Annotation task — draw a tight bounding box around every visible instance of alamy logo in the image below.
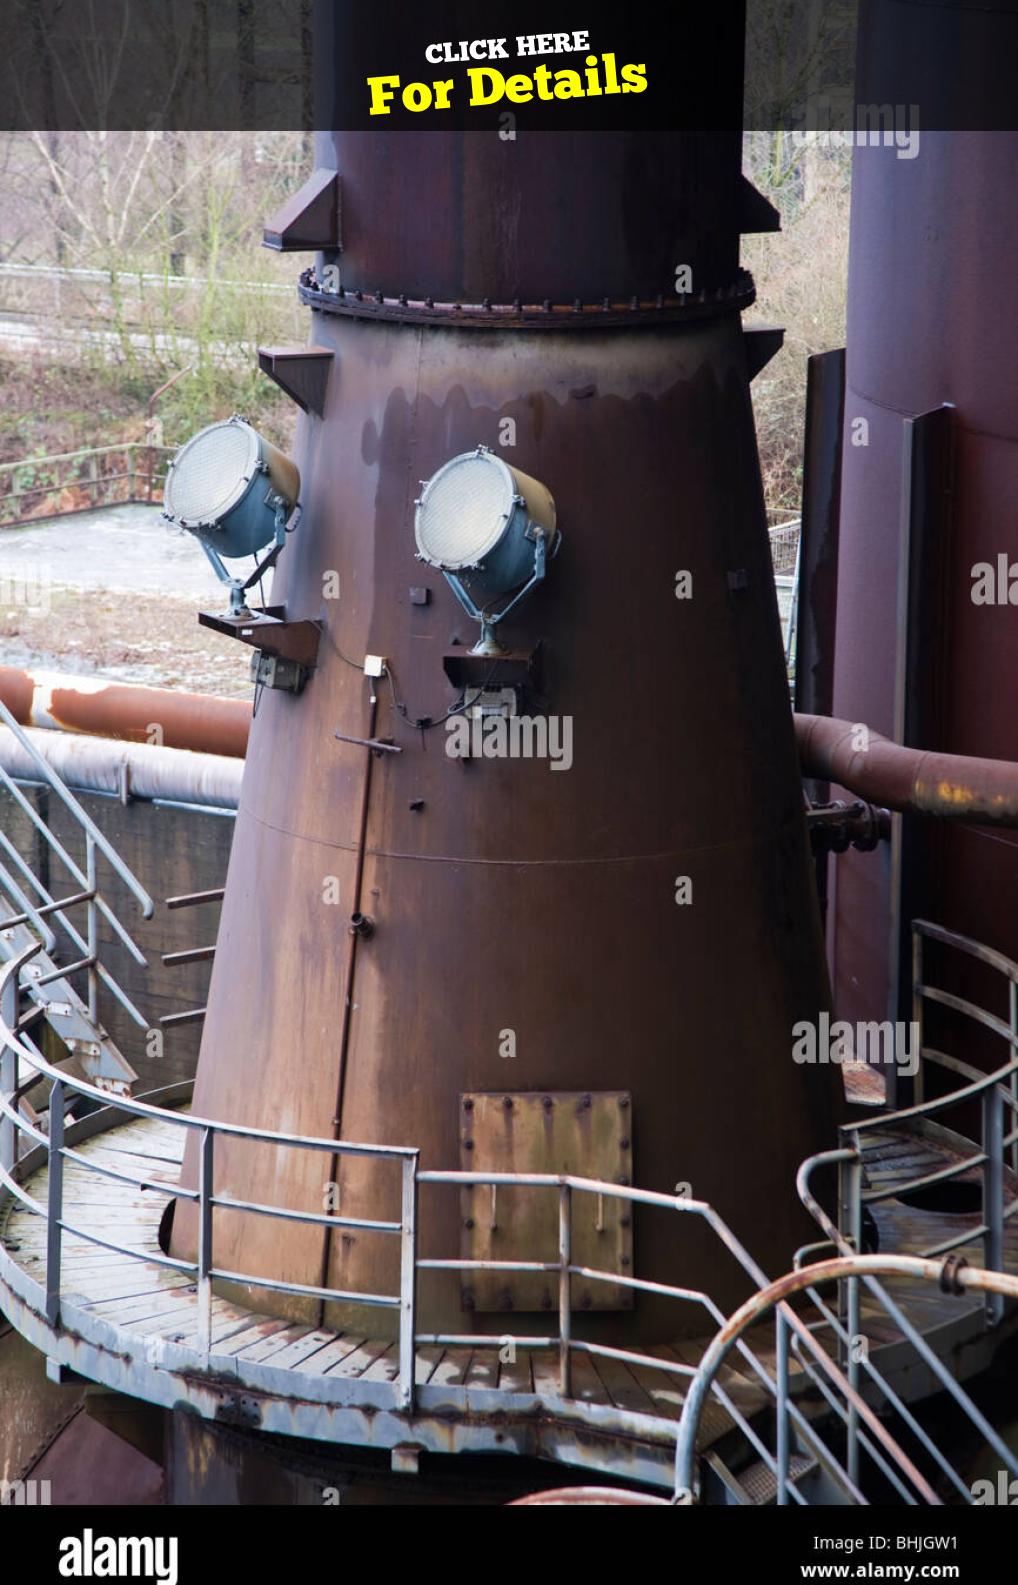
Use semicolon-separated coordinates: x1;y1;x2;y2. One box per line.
790;101;920;160
971;556;1018;605
445;708;573;770
792;1016;919;1077
971;1471;1018;1504
58;1531;178;1585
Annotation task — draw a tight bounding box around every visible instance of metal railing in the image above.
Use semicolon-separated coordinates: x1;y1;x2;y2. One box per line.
0;942;875;1499
0;443;174;526
4;915;1017;1502
785;921;1018;1503
675;1251;1018;1505
0;939;421;1402
912;918;1018;1173
0;698;154;1094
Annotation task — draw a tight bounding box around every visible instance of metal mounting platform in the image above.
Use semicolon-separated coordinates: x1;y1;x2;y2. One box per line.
198;607;323;669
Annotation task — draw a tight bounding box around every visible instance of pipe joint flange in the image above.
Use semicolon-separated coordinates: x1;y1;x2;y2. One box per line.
939;1252;970;1295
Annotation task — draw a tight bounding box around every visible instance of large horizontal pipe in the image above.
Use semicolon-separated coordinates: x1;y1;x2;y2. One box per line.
0;666;251;759
795;714;1018;826
0;724;241;810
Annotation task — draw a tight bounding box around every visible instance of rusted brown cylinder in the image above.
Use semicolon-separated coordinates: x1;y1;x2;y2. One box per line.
829;115;1018;1025
795;716;1018;826
172;126;840;1342
321;129;745;305
0;666;250;758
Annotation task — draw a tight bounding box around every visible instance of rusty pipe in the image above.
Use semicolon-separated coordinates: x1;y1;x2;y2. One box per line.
0;666;250;759
795;714;1018;826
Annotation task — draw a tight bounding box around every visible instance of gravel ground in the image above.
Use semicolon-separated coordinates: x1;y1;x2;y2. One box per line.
0;504;256;696
0;584;252;696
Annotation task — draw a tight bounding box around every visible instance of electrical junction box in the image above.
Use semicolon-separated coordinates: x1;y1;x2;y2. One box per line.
250;650;308;695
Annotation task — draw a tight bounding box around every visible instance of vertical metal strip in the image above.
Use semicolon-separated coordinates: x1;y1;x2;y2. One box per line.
775;1309;790;1505
558;1183;571;1397
0;973;16;1173
197;1126;214;1354
319;686;380;1322
46;1078;65;1328
982;1086;1005;1326
397;1154;419;1411
890;404;955;1109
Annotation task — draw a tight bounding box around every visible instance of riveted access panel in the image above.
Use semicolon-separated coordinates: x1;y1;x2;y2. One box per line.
459;1091;633;1312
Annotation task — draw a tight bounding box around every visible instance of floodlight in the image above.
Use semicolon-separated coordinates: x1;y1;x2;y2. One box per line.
162;416;301;614
414;446;559;652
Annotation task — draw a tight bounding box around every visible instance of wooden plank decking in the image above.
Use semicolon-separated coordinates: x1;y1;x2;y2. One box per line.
1;1108;1015;1462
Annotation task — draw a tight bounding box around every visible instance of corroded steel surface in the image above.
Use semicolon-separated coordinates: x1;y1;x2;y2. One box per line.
171;125;840;1340
316;129;747;305
174;316;839;1337
795;715;1018;826
829;127;1018;1029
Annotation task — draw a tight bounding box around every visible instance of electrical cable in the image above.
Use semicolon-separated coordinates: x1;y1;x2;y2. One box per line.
383;655;502;734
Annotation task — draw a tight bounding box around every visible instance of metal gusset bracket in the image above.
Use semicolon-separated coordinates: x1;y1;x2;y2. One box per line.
200;500;291;617
446;527;550;654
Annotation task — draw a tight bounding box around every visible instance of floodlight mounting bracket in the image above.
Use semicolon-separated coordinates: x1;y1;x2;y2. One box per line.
445;527;551;653
200;500;294;617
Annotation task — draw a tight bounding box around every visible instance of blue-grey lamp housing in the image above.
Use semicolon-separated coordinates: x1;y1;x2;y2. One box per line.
162;417;301;614
414;446;559;653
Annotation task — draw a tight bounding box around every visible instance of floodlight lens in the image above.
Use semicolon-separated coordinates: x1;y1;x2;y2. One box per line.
163;416;300;568
415;450;514;570
164;421;259;528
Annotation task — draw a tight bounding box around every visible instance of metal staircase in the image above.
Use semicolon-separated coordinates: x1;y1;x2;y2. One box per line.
0;697;154;1112
676;919;1018;1505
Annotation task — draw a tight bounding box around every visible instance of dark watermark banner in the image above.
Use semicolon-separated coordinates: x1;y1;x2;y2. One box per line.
0;1;1017;132
4;1500;1018;1566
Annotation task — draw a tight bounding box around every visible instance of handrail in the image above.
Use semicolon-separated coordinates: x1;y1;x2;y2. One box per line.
0;937;839;1479
0;442;175;526
0;442;175;474
0;701;157;1056
798;1129;1018;1500
914;917;1018;983
911;920;1018;1165
844;1052;1018;1136
0;944;413;1154
674;1254;1018;1504
6;917;1018;1502
0;699;153;917
834;921;1018;1340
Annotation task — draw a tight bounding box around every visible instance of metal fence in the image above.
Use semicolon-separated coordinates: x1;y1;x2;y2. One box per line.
0;443;174;527
768;517;801;578
769;519;801;681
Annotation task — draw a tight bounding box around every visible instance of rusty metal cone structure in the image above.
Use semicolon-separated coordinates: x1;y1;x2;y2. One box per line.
171;112;841;1340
